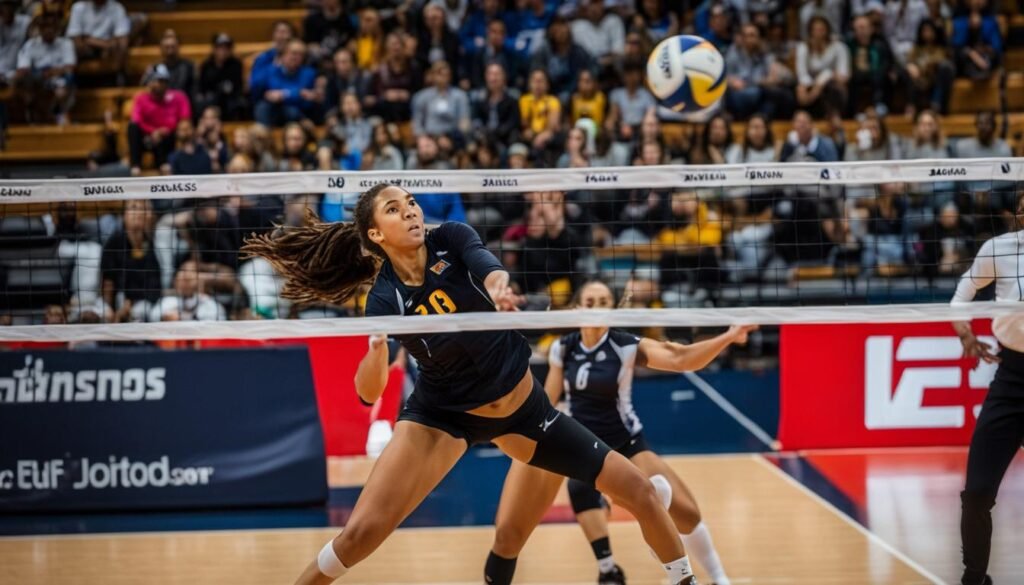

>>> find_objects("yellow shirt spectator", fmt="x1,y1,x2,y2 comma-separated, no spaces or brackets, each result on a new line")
571,91,606,127
356,35,381,70
655,199,722,247
520,93,561,136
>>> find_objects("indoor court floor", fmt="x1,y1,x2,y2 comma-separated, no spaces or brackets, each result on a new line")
3,448,1023,585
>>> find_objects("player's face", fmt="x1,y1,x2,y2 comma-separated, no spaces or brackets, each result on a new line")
577,283,614,310
370,187,425,250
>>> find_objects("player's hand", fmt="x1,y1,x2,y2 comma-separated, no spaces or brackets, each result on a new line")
368,334,388,351
961,334,1000,364
728,324,758,345
491,286,524,312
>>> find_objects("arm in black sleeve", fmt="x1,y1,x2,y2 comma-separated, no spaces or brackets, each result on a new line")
437,222,504,281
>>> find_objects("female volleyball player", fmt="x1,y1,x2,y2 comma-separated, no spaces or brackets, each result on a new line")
485,280,755,585
242,184,699,585
954,193,1024,585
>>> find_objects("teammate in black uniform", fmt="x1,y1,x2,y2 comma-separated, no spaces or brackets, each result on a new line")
243,184,699,585
486,280,755,585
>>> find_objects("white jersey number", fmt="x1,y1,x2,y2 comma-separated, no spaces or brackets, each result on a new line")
575,362,591,391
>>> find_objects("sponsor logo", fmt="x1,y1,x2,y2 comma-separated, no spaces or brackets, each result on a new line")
0,356,166,404
83,184,124,196
596,350,607,362
746,169,783,181
327,176,346,189
436,250,448,257
429,259,450,275
682,171,726,182
540,411,561,432
482,177,519,188
356,178,444,189
585,173,619,184
657,45,672,79
1000,162,1011,174
150,182,197,193
573,353,585,360
0,187,31,197
0,456,214,491
928,167,967,177
864,336,995,430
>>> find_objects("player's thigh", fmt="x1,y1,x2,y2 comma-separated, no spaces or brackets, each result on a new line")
349,420,467,528
492,459,564,556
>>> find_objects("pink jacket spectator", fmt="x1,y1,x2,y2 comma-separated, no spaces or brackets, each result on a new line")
131,89,192,135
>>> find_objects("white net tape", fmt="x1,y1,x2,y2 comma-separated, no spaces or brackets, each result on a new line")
0,302,1018,342
0,158,1021,203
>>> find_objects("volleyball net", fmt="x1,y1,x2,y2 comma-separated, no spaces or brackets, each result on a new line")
0,158,1022,343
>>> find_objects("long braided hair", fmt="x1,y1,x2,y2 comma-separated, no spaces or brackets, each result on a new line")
241,183,394,306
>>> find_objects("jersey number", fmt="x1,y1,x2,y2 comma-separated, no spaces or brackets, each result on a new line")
414,289,458,315
575,362,591,391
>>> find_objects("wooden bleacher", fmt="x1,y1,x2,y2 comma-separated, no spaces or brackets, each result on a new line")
142,9,304,45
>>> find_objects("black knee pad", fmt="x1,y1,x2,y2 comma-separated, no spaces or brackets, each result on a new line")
528,414,611,485
568,478,605,514
961,490,996,512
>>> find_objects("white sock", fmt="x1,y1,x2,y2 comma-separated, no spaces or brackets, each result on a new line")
597,555,616,573
682,522,728,585
662,555,693,583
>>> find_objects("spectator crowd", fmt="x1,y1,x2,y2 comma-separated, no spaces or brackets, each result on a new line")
0,0,1021,326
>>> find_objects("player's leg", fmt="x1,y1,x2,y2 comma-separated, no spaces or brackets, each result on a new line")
630,450,730,585
961,395,1024,585
487,459,564,585
294,420,467,585
567,478,626,584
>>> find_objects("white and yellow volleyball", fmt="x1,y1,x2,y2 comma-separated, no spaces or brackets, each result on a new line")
646,35,726,113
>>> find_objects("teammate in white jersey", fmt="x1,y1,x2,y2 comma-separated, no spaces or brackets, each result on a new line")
952,194,1024,585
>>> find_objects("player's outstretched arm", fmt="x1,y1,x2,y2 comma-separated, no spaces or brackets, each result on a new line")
354,334,390,404
637,325,757,373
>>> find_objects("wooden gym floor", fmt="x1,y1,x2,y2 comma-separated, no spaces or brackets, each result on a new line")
8,447,1020,585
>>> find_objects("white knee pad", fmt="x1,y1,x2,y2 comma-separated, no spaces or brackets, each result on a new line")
650,474,672,510
318,539,348,579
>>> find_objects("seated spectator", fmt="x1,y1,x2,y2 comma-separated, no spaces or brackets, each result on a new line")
128,64,192,175
460,0,510,55
860,182,908,270
362,119,405,171
471,63,520,146
0,1,30,87
530,15,594,103
411,60,470,141
303,0,354,63
570,68,606,127
253,40,319,127
795,15,849,117
905,19,953,115
149,260,226,322
324,48,368,112
13,15,75,124
510,190,586,306
954,110,1012,159
461,17,522,91
519,68,562,157
350,7,383,70
367,32,421,122
844,109,902,162
249,20,295,101
915,202,974,278
165,118,213,176
276,122,317,172
43,201,104,308
882,0,928,65
690,113,732,165
698,2,733,53
741,0,786,30
508,0,555,58
325,91,372,157
780,109,839,162
799,0,844,39
230,124,277,172
66,0,128,77
634,0,679,42
196,33,246,121
847,15,895,116
904,108,949,159
145,30,195,104
406,133,452,171
196,105,228,172
570,0,624,70
655,191,723,248
724,23,793,120
415,2,459,70
101,199,163,319
556,126,590,168
952,0,1002,80
605,58,654,143
725,113,778,214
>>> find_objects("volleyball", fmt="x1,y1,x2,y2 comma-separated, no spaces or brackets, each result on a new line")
646,34,726,113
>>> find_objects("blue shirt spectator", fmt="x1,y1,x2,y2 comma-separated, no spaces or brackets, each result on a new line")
952,4,1003,80
780,110,839,162
249,20,295,100
508,0,555,57
254,40,319,127
416,193,468,224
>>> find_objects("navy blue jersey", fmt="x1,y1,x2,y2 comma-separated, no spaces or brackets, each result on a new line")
365,222,531,411
550,329,643,446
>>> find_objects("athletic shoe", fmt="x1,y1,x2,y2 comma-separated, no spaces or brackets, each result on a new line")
674,577,700,585
598,564,626,585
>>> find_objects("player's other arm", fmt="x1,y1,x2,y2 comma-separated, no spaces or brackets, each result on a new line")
441,221,521,311
355,334,390,404
952,239,1000,363
637,325,757,373
543,339,565,405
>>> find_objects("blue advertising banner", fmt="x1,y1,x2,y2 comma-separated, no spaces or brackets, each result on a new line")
0,348,327,512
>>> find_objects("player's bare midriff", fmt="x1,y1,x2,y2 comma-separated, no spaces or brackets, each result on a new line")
465,372,533,418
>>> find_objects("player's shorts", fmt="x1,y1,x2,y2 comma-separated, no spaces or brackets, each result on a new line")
567,432,653,514
398,377,612,484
